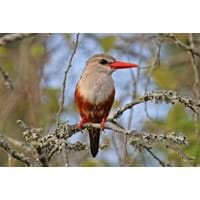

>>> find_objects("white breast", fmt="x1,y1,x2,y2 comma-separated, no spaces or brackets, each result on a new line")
78,72,115,105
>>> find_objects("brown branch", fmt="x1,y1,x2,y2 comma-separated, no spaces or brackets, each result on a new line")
0,33,37,46
0,134,30,166
56,33,80,126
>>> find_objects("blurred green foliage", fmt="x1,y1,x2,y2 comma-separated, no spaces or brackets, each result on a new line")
99,36,116,52
30,43,45,58
152,67,178,90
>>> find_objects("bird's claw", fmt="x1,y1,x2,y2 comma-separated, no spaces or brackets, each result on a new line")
100,118,106,132
76,117,88,132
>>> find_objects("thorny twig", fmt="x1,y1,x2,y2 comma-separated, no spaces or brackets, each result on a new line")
56,33,80,126
0,134,30,166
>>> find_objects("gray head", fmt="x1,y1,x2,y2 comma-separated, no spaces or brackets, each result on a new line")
84,53,138,75
85,53,116,75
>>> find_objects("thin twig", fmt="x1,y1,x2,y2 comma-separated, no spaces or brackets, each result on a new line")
123,37,145,166
111,134,123,165
144,35,162,120
162,33,200,58
56,33,80,126
143,145,171,167
166,144,194,165
0,134,30,166
189,34,200,112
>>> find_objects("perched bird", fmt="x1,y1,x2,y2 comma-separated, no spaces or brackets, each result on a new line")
74,54,138,157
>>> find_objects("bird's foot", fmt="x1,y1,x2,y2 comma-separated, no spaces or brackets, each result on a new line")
100,117,106,131
76,117,88,131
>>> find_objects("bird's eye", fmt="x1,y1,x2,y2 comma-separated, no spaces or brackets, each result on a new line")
99,59,109,65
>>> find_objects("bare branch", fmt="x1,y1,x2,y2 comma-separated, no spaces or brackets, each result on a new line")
15,117,189,166
188,34,200,166
189,34,200,99
56,33,80,126
166,144,194,164
0,33,36,46
16,90,197,166
17,120,49,167
162,33,200,58
65,141,87,151
55,34,80,166
75,122,188,148
17,89,198,166
110,90,200,120
0,134,30,166
143,145,171,167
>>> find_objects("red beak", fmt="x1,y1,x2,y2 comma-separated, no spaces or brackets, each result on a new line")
109,61,138,69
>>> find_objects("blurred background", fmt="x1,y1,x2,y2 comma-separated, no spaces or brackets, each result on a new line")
0,33,199,166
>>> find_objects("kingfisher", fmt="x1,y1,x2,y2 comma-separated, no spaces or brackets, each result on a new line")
74,54,138,157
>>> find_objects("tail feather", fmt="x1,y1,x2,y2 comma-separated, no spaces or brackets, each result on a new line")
88,128,100,157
